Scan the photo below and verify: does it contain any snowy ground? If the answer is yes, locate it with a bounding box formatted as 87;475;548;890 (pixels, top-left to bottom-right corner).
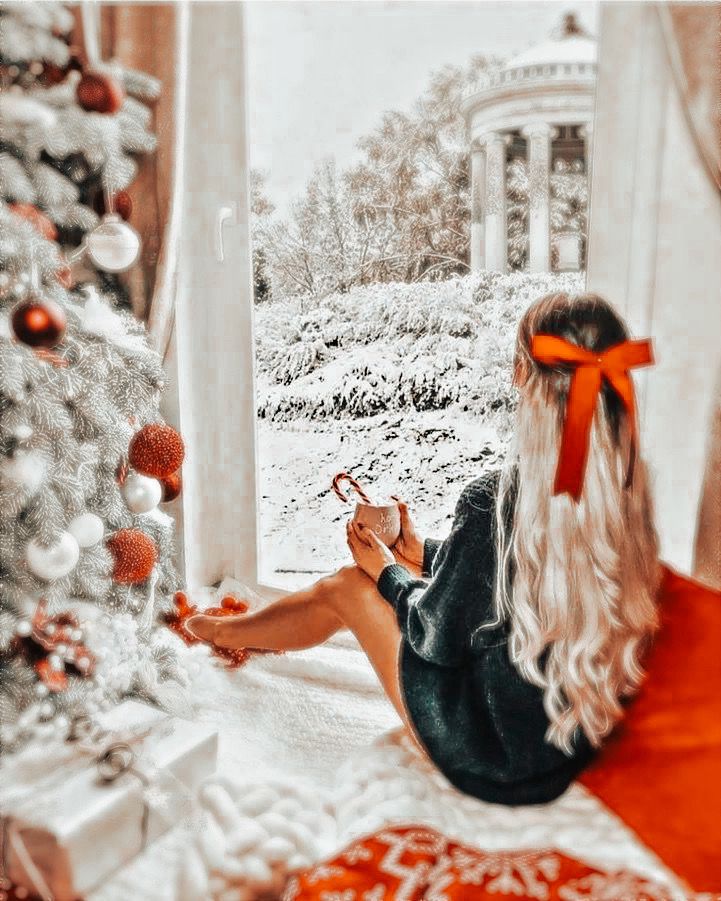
253;271;584;590
256;408;508;590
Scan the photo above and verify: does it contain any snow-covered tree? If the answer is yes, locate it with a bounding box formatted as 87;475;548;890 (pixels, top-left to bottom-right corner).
507;158;530;270
506;156;589;271
250;168;274;303
346;57;500;284
255;55;501;298
550;157;588;265
0;2;186;752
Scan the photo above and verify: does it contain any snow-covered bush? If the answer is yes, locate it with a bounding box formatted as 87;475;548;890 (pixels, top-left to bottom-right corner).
255;271;585;421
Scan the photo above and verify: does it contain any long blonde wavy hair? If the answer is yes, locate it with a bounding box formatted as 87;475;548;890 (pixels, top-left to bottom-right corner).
485;292;663;755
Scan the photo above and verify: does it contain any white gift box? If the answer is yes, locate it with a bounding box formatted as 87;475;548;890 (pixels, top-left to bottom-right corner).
1;700;218;900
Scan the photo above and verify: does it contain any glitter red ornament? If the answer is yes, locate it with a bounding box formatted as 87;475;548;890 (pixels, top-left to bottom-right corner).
11;298;67;348
160;469;182;502
128;424;185;479
8;202;58;241
76;70;125;114
106;528;157;584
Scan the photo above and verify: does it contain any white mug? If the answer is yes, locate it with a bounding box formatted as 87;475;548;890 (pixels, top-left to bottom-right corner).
352;500;401;546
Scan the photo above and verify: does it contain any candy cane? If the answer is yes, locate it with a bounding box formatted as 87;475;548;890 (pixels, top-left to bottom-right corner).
331;472;372;505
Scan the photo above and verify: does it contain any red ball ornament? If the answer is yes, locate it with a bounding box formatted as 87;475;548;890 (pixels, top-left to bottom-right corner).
9;202;58;242
128;424;185;479
77;70;124;114
93;188;133;221
11;298;67;348
106;529;157;584
42;45;85;86
43;60;70;85
160;469;182;503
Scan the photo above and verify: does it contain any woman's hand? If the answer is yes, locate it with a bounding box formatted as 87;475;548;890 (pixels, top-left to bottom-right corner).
346;518;396;583
389;496;425;567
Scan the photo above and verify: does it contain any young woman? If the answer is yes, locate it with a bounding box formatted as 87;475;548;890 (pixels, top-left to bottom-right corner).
187;291;663;806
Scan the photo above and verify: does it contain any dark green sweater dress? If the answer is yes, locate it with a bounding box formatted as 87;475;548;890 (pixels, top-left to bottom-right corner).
376;466;598;806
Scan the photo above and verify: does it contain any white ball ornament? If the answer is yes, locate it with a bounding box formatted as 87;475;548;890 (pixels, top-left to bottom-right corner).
13;424;33;441
26;532;80;581
121;472;162;514
67;512;105;547
1;449;47;495
86;213;141;272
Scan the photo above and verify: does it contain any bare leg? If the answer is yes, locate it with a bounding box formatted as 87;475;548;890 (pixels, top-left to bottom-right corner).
188;580;345;652
185;548;421;652
185;562;431;760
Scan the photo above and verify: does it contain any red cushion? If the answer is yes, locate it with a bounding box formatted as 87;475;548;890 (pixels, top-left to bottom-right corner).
578;562;721;893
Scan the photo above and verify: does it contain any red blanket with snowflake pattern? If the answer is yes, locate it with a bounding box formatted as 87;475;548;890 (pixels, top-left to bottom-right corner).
282;825;686;900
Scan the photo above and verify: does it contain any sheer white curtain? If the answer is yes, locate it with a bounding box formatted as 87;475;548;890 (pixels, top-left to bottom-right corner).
587;2;721;586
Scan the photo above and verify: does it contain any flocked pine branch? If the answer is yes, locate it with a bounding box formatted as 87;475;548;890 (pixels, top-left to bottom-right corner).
0;3;186;753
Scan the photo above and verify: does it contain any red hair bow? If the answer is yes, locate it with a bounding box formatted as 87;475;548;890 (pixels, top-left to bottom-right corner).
529;334;655;502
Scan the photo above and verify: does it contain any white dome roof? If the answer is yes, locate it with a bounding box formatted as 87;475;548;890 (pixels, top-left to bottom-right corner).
507;34;596;70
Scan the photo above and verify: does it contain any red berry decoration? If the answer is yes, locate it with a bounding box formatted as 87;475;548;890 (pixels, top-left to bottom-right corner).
93;188;133;221
107;529;157;584
160;469;182;502
9;202;58;241
164;591;276;670
11;298;67;348
15;601;96;693
76;70;125;114
128;424;185;479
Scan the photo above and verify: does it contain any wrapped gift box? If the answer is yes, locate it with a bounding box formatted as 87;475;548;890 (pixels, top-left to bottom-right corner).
2;700;218;900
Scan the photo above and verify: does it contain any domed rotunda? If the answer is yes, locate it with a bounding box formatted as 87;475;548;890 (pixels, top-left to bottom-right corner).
462;14;597;272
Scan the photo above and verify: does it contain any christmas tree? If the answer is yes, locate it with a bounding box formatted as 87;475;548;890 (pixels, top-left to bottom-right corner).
0;0;160;305
0;2;186;752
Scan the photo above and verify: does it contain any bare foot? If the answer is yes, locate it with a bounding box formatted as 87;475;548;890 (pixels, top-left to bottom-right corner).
185;614;218;644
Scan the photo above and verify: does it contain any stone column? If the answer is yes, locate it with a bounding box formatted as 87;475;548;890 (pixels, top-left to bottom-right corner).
521;122;556;273
470;141;486;272
483;132;508;272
